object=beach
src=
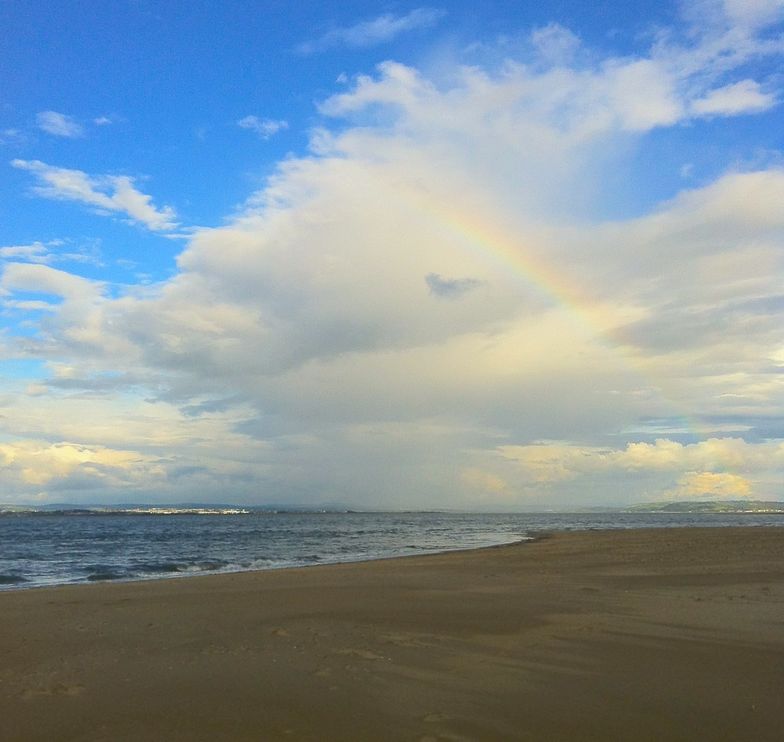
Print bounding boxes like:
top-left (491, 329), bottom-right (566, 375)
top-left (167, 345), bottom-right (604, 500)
top-left (1, 527), bottom-right (782, 741)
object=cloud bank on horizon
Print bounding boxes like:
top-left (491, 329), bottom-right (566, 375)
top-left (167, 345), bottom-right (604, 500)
top-left (1, 0), bottom-right (783, 508)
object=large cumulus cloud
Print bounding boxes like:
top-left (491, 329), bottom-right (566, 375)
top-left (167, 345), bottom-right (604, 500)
top-left (2, 7), bottom-right (783, 506)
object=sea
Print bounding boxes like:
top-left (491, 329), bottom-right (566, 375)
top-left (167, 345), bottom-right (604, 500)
top-left (1, 509), bottom-right (783, 591)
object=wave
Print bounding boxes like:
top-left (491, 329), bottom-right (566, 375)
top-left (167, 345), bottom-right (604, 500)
top-left (79, 558), bottom-right (255, 583)
top-left (86, 570), bottom-right (125, 581)
top-left (0, 574), bottom-right (27, 585)
top-left (134, 559), bottom-right (232, 575)
top-left (135, 561), bottom-right (189, 574)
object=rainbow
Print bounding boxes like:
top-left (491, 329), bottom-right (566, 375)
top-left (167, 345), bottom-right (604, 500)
top-left (406, 189), bottom-right (705, 440)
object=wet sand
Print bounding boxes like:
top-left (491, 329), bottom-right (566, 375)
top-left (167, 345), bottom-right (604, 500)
top-left (1, 527), bottom-right (782, 741)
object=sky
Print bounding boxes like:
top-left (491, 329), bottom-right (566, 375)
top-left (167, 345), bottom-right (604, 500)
top-left (1, 0), bottom-right (783, 509)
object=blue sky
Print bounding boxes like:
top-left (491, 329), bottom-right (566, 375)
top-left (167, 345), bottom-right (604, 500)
top-left (1, 1), bottom-right (783, 508)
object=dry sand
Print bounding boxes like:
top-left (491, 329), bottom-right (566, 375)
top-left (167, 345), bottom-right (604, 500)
top-left (1, 527), bottom-right (782, 741)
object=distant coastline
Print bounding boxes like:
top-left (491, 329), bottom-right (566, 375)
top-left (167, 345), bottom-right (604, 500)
top-left (0, 505), bottom-right (251, 517)
top-left (2, 499), bottom-right (784, 516)
top-left (621, 499), bottom-right (784, 514)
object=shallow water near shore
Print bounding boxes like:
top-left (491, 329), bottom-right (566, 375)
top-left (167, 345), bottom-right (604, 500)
top-left (2, 509), bottom-right (782, 590)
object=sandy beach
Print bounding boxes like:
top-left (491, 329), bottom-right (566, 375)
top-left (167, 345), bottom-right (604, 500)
top-left (1, 527), bottom-right (782, 741)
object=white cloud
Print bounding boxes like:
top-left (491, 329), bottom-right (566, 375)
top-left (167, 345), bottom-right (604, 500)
top-left (721, 0), bottom-right (784, 29)
top-left (692, 79), bottom-right (777, 116)
top-left (0, 439), bottom-right (157, 488)
top-left (11, 159), bottom-right (178, 231)
top-left (0, 384), bottom-right (282, 504)
top-left (0, 239), bottom-right (101, 267)
top-left (237, 115), bottom-right (288, 139)
top-left (1, 262), bottom-right (102, 301)
top-left (499, 438), bottom-right (784, 499)
top-left (0, 241), bottom-right (50, 262)
top-left (36, 111), bottom-right (84, 138)
top-left (0, 128), bottom-right (25, 145)
top-left (605, 59), bottom-right (682, 130)
top-left (529, 23), bottom-right (581, 65)
top-left (2, 14), bottom-right (783, 507)
top-left (297, 7), bottom-right (445, 53)
top-left (667, 470), bottom-right (753, 498)
top-left (460, 467), bottom-right (510, 501)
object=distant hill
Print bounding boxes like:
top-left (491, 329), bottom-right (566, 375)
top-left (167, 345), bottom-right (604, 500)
top-left (625, 500), bottom-right (784, 514)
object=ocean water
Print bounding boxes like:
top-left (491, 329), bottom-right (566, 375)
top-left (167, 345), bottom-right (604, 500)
top-left (1, 510), bottom-right (782, 591)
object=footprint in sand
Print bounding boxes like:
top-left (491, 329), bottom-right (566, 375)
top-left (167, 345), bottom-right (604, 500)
top-left (422, 712), bottom-right (451, 723)
top-left (21, 682), bottom-right (85, 700)
top-left (419, 727), bottom-right (470, 742)
top-left (335, 648), bottom-right (386, 661)
top-left (381, 632), bottom-right (431, 648)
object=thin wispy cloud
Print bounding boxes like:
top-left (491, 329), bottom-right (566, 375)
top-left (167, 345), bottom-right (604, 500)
top-left (0, 128), bottom-right (26, 146)
top-left (297, 7), bottom-right (445, 54)
top-left (721, 0), bottom-right (784, 29)
top-left (0, 239), bottom-right (101, 266)
top-left (36, 110), bottom-right (84, 138)
top-left (691, 79), bottom-right (777, 116)
top-left (237, 115), bottom-right (289, 139)
top-left (11, 159), bottom-right (178, 232)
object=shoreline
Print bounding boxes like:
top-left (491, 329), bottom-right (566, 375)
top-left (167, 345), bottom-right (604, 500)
top-left (5, 515), bottom-right (783, 595)
top-left (2, 527), bottom-right (783, 740)
top-left (0, 534), bottom-right (533, 595)
top-left (4, 510), bottom-right (784, 595)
